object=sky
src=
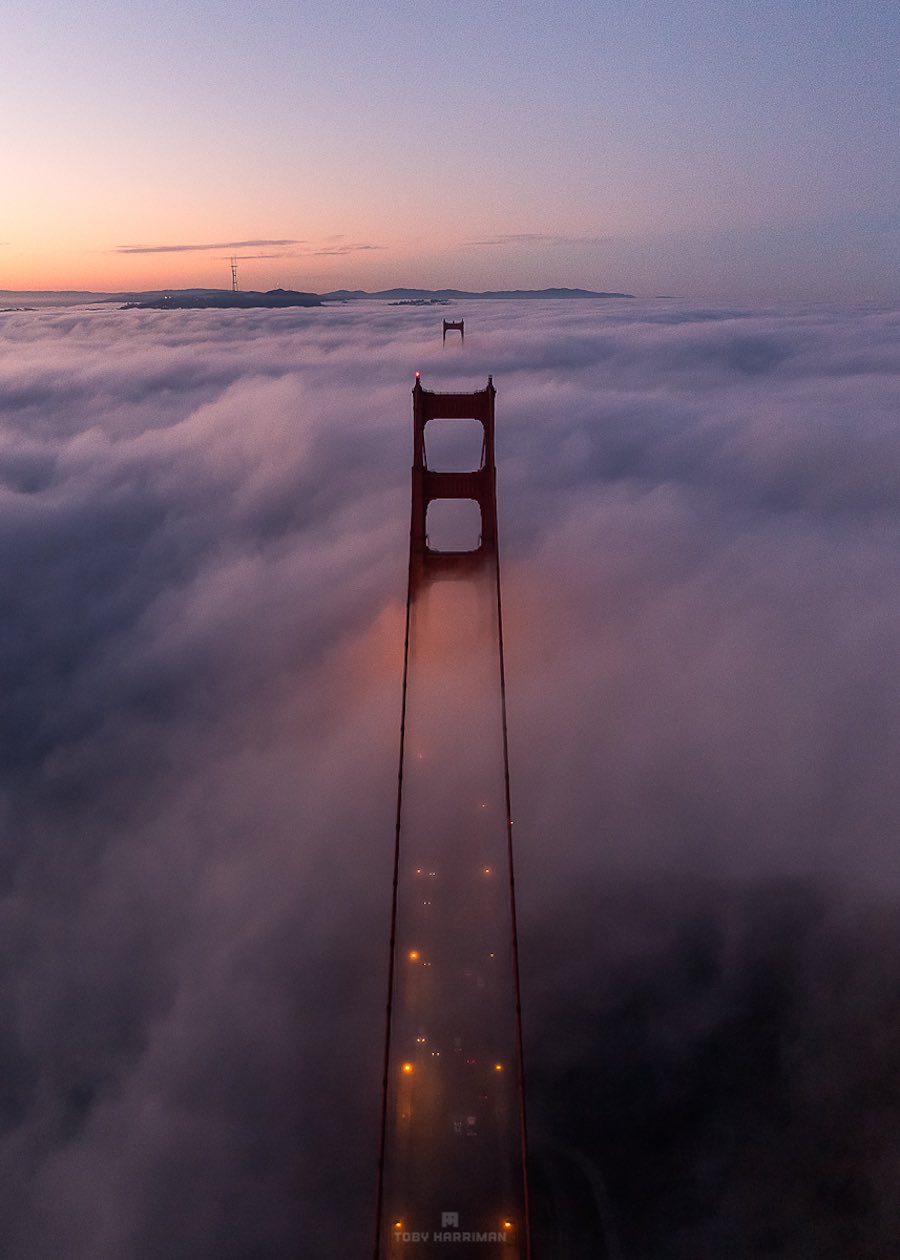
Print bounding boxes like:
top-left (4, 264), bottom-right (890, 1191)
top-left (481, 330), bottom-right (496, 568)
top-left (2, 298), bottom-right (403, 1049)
top-left (2, 297), bottom-right (900, 1256)
top-left (3, 0), bottom-right (899, 298)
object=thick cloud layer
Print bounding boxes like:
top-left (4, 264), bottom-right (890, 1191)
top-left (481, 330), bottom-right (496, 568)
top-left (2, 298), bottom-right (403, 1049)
top-left (1, 299), bottom-right (899, 1257)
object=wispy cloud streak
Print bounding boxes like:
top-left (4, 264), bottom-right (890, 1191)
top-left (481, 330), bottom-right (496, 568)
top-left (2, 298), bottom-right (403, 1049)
top-left (114, 238), bottom-right (303, 254)
top-left (308, 243), bottom-right (385, 256)
top-left (463, 232), bottom-right (611, 247)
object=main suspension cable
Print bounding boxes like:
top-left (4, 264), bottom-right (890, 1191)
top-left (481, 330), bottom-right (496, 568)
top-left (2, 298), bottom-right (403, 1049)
top-left (373, 553), bottom-right (414, 1260)
top-left (495, 528), bottom-right (533, 1260)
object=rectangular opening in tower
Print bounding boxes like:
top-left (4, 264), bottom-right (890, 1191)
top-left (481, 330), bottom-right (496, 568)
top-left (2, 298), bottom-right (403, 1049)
top-left (426, 498), bottom-right (483, 553)
top-left (424, 418), bottom-right (485, 472)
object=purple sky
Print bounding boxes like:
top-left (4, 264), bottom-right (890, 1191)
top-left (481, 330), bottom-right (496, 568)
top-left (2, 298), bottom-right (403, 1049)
top-left (3, 1), bottom-right (899, 297)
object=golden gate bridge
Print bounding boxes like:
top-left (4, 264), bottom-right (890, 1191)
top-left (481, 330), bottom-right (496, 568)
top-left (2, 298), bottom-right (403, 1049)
top-left (374, 373), bottom-right (531, 1260)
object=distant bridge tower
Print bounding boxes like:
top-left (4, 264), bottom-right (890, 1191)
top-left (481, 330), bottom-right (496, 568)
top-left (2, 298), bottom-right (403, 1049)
top-left (230, 256), bottom-right (239, 292)
top-left (375, 375), bottom-right (530, 1260)
top-left (443, 318), bottom-right (464, 346)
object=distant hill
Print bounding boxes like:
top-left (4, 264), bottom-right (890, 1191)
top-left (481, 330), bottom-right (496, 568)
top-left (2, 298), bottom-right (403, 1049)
top-left (122, 288), bottom-right (322, 310)
top-left (2, 285), bottom-right (634, 309)
top-left (322, 287), bottom-right (634, 301)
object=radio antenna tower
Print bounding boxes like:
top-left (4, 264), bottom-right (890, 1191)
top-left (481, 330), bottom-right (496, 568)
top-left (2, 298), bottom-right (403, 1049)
top-left (230, 256), bottom-right (239, 292)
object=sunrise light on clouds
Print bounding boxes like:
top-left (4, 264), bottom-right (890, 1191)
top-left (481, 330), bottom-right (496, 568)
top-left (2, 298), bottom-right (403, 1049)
top-left (2, 299), bottom-right (900, 1256)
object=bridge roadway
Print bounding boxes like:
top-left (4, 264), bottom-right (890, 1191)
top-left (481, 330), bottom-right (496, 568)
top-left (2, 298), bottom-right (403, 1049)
top-left (382, 578), bottom-right (523, 1259)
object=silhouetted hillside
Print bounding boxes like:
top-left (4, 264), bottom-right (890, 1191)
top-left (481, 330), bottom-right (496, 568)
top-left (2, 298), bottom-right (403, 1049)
top-left (2, 286), bottom-right (634, 308)
top-left (123, 288), bottom-right (322, 310)
top-left (322, 286), bottom-right (634, 301)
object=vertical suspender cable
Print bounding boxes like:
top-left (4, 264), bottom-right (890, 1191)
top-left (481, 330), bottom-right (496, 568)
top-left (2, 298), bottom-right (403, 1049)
top-left (373, 552), bottom-right (414, 1260)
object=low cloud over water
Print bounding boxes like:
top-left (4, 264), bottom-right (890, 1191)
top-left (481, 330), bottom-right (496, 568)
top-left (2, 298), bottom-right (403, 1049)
top-left (1, 299), bottom-right (899, 1257)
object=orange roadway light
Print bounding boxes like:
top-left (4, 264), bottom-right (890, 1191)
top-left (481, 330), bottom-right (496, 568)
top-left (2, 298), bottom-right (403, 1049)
top-left (408, 949), bottom-right (420, 961)
top-left (401, 1062), bottom-right (414, 1075)
top-left (494, 1062), bottom-right (503, 1072)
top-left (483, 866), bottom-right (493, 876)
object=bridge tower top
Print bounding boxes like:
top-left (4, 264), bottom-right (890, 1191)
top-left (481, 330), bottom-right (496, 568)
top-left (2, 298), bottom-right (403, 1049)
top-left (410, 374), bottom-right (497, 591)
top-left (442, 318), bottom-right (464, 344)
